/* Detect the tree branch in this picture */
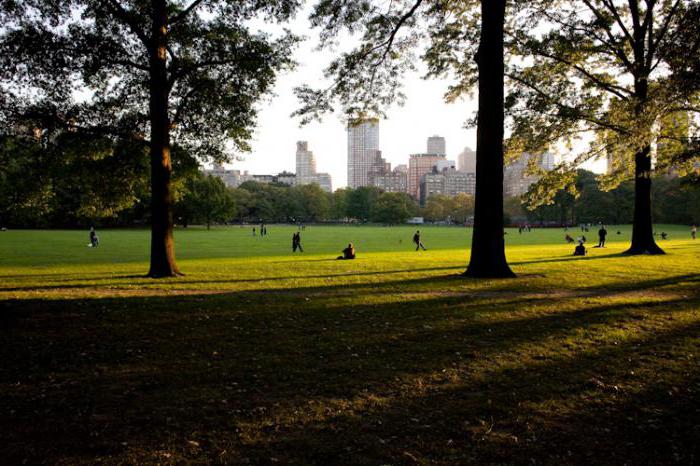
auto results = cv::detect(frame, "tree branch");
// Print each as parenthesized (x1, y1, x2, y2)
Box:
(171, 0, 207, 25)
(103, 0, 150, 49)
(580, 0, 636, 72)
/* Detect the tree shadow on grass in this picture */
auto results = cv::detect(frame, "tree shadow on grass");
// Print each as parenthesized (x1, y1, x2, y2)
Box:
(509, 252, 627, 267)
(1, 270, 699, 463)
(0, 266, 466, 291)
(246, 319, 700, 465)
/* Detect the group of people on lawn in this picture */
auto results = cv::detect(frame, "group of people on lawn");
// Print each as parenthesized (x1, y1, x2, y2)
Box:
(84, 223, 697, 259)
(291, 229, 427, 259)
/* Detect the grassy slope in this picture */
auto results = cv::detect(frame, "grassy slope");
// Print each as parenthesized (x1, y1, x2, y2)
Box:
(0, 225, 699, 465)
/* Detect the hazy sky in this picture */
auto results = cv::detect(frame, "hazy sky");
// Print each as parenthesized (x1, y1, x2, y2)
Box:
(231, 11, 478, 189)
(232, 8, 602, 188)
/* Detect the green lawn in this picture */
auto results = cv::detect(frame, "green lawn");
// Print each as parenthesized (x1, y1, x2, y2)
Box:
(1, 225, 699, 464)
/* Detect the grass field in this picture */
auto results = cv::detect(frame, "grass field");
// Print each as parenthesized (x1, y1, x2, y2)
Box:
(1, 224, 699, 464)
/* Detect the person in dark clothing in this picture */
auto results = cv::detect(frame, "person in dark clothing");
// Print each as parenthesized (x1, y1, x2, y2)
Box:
(565, 234, 575, 243)
(337, 243, 355, 260)
(661, 231, 668, 240)
(292, 232, 302, 252)
(89, 226, 99, 247)
(574, 240, 586, 256)
(596, 226, 607, 247)
(292, 232, 303, 252)
(413, 230, 427, 251)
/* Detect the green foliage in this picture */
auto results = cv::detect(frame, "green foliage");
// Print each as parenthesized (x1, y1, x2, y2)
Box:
(509, 0, 700, 201)
(370, 192, 416, 224)
(421, 193, 475, 223)
(345, 186, 382, 221)
(0, 0, 302, 162)
(294, 0, 482, 122)
(0, 133, 153, 227)
(520, 169, 700, 225)
(178, 174, 236, 229)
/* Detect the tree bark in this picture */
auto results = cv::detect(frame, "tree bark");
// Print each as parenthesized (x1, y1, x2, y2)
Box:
(624, 78, 664, 255)
(148, 0, 181, 277)
(464, 0, 515, 278)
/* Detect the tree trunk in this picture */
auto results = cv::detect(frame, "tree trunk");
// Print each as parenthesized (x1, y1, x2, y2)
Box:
(625, 78, 664, 255)
(148, 0, 181, 277)
(464, 0, 515, 278)
(625, 144, 664, 254)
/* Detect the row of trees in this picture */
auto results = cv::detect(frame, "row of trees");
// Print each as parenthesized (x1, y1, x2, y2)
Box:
(2, 0, 699, 277)
(178, 179, 421, 226)
(180, 171, 700, 228)
(513, 170, 700, 226)
(297, 0, 700, 277)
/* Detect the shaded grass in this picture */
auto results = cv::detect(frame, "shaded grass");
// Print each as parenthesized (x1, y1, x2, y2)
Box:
(1, 226, 699, 464)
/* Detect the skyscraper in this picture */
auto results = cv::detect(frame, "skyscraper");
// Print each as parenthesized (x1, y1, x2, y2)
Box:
(296, 141, 317, 184)
(458, 146, 476, 173)
(347, 118, 380, 188)
(427, 135, 446, 156)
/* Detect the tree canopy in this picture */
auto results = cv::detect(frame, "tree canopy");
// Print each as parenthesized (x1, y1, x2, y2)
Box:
(0, 0, 301, 276)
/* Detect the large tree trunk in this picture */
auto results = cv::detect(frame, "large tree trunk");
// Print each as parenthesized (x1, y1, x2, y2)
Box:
(148, 0, 181, 277)
(625, 144, 664, 254)
(625, 78, 664, 255)
(464, 0, 515, 278)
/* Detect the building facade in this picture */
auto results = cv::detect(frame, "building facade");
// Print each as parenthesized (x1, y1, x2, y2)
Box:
(370, 169, 408, 193)
(408, 153, 447, 199)
(315, 173, 333, 193)
(419, 168, 476, 205)
(347, 118, 380, 188)
(458, 146, 476, 173)
(427, 135, 446, 156)
(295, 141, 317, 184)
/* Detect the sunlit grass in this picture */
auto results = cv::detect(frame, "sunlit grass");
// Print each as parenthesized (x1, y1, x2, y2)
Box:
(1, 225, 698, 464)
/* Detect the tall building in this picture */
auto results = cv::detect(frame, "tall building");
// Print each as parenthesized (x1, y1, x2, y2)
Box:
(295, 141, 317, 184)
(408, 153, 447, 199)
(427, 135, 446, 156)
(458, 146, 476, 173)
(347, 118, 380, 188)
(294, 141, 333, 192)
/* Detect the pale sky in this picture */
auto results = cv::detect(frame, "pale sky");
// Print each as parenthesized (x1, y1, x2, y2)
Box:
(231, 11, 478, 189)
(231, 8, 603, 189)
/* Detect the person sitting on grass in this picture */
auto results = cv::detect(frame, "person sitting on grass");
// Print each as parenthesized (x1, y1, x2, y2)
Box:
(573, 240, 586, 256)
(565, 233, 575, 243)
(337, 243, 355, 260)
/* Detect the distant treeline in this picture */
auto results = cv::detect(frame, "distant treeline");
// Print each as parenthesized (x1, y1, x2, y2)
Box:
(509, 170, 700, 226)
(0, 135, 697, 228)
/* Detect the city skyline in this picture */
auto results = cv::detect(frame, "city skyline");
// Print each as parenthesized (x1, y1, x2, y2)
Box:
(214, 6, 606, 188)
